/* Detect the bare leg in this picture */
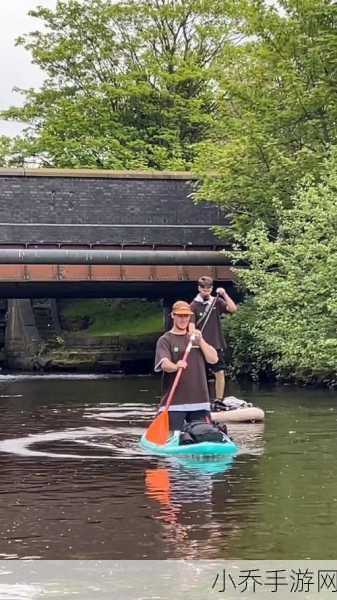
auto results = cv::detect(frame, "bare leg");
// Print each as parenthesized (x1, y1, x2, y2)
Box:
(215, 370, 225, 401)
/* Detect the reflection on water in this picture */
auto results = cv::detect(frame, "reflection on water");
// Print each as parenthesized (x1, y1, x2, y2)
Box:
(0, 373, 113, 381)
(0, 585, 40, 600)
(0, 374, 336, 562)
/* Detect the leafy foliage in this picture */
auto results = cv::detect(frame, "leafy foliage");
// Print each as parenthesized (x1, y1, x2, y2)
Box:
(61, 298, 163, 336)
(223, 150, 337, 386)
(195, 0, 337, 234)
(0, 136, 15, 166)
(1, 0, 238, 169)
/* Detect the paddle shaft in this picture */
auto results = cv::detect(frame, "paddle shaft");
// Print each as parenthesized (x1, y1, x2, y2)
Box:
(163, 338, 194, 411)
(199, 293, 219, 334)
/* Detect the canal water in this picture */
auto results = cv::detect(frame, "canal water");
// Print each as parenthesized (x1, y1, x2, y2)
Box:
(0, 374, 336, 561)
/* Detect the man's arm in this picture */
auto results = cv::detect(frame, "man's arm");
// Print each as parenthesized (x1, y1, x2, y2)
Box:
(161, 357, 187, 373)
(155, 336, 187, 373)
(216, 287, 237, 314)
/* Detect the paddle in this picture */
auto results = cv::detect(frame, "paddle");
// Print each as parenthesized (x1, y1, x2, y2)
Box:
(199, 292, 219, 334)
(197, 292, 221, 404)
(144, 336, 195, 445)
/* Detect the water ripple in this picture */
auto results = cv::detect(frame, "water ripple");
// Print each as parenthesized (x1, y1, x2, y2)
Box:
(0, 426, 145, 460)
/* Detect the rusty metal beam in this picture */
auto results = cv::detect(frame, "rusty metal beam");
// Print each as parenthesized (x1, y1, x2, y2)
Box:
(0, 248, 228, 266)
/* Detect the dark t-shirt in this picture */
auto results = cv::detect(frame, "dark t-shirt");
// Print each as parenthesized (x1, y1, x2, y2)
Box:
(154, 331, 210, 411)
(190, 297, 227, 349)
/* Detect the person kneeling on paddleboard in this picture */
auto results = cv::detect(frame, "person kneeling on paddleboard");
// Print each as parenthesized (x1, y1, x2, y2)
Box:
(155, 300, 220, 436)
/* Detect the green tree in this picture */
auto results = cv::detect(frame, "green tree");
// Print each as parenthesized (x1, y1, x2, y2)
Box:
(0, 136, 15, 166)
(224, 149, 337, 386)
(2, 0, 238, 169)
(195, 0, 337, 235)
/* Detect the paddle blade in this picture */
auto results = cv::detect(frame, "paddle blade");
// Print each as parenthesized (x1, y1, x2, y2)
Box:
(145, 410, 169, 445)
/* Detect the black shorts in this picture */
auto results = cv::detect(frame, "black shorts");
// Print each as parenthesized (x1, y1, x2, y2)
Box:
(168, 409, 211, 431)
(210, 349, 225, 373)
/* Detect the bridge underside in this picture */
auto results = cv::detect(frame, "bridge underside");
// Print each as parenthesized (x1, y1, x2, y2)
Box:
(0, 265, 233, 298)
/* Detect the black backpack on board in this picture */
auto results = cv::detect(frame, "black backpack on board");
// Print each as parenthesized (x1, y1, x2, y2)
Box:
(179, 420, 228, 445)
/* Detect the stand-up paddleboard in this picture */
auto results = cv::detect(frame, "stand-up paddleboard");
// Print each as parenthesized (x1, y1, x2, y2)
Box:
(211, 396, 265, 424)
(140, 431, 238, 456)
(211, 406, 265, 423)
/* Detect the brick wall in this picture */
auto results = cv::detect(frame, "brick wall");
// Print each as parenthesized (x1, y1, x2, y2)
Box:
(0, 171, 226, 246)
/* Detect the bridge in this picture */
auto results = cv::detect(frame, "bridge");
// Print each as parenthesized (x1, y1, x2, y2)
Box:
(0, 168, 231, 298)
(0, 168, 235, 370)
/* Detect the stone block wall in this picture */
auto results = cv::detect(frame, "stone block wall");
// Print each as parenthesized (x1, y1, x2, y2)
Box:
(0, 170, 226, 246)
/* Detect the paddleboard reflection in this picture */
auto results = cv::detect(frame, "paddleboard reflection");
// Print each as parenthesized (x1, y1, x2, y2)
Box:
(144, 455, 235, 559)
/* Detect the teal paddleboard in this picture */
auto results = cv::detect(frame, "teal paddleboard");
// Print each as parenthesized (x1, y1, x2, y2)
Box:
(140, 431, 238, 456)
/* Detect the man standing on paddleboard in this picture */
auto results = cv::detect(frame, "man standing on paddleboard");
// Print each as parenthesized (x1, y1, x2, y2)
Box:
(190, 276, 237, 402)
(155, 300, 218, 432)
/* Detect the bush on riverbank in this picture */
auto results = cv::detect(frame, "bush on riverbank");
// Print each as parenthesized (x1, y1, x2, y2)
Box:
(223, 151, 337, 387)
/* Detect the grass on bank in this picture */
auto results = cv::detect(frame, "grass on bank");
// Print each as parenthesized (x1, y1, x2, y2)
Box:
(61, 299, 163, 337)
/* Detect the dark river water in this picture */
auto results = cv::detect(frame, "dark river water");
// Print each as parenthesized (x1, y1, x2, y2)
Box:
(0, 374, 336, 561)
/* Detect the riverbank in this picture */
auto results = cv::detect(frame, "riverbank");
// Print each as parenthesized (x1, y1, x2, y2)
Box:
(5, 298, 164, 373)
(3, 297, 336, 386)
(48, 299, 163, 372)
(59, 298, 163, 337)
